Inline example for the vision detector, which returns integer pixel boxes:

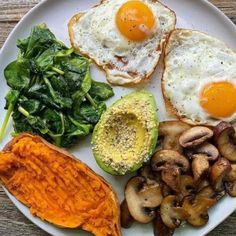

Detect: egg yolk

[200,81,236,118]
[116,1,155,41]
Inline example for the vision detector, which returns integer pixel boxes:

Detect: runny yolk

[200,81,236,118]
[116,1,156,41]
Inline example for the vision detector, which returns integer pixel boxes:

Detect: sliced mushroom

[197,180,211,192]
[185,142,219,161]
[233,123,236,139]
[197,185,225,201]
[210,158,231,191]
[179,126,213,148]
[160,195,189,229]
[138,165,153,179]
[125,176,163,223]
[151,150,190,172]
[197,186,215,198]
[138,165,160,182]
[214,121,236,161]
[225,164,236,182]
[178,175,195,200]
[192,154,210,184]
[161,164,181,193]
[182,195,216,227]
[162,184,173,198]
[151,150,190,192]
[225,164,236,197]
[139,180,163,208]
[225,181,236,197]
[159,121,191,153]
[153,210,174,236]
[120,199,134,228]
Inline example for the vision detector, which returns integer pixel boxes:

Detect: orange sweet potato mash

[0,133,121,236]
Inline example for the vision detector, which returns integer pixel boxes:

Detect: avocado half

[92,90,158,175]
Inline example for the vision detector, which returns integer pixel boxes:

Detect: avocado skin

[92,90,159,175]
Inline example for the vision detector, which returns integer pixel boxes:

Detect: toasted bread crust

[68,0,176,86]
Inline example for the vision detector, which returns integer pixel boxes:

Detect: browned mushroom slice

[162,184,173,197]
[192,154,210,184]
[197,180,211,192]
[185,142,219,161]
[159,121,191,153]
[182,195,216,227]
[161,164,181,193]
[214,121,236,161]
[224,164,236,197]
[138,165,160,182]
[139,180,163,208]
[125,176,163,223]
[233,123,236,139]
[225,181,236,197]
[151,150,190,172]
[197,186,215,198]
[197,185,225,201]
[151,150,190,192]
[138,165,153,179]
[225,164,236,182]
[160,195,189,229]
[153,210,174,236]
[120,200,134,228]
[178,175,195,200]
[210,158,231,191]
[179,126,213,148]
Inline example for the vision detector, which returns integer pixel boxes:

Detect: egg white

[162,29,236,126]
[70,0,176,85]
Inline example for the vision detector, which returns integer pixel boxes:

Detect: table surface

[0,0,236,235]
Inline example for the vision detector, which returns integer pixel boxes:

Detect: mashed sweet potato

[0,133,121,236]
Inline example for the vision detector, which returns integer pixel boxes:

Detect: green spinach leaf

[4,59,30,91]
[5,90,20,109]
[74,101,106,124]
[18,96,44,115]
[27,83,61,110]
[24,24,57,58]
[89,80,114,101]
[1,24,114,147]
[43,77,73,109]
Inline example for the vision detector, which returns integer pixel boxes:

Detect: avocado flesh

[92,90,158,175]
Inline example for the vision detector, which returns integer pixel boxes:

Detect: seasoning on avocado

[92,90,159,175]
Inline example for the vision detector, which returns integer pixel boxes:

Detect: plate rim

[0,0,236,236]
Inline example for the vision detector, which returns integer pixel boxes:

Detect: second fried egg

[162,29,236,126]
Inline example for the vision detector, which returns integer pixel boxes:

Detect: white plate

[0,0,236,235]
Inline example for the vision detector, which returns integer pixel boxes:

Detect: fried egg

[68,0,176,85]
[162,29,236,126]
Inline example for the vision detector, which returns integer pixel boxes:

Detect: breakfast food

[162,29,236,126]
[0,134,121,236]
[92,90,158,175]
[120,120,236,235]
[1,0,235,235]
[68,0,176,85]
[0,24,114,147]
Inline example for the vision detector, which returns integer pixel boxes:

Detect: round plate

[0,0,236,235]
